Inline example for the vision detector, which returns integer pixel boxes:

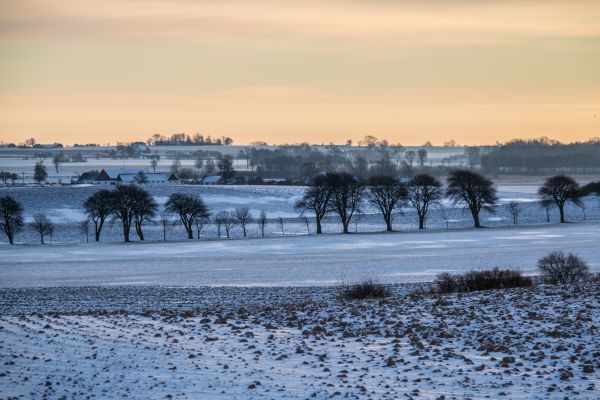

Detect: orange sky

[1,0,599,145]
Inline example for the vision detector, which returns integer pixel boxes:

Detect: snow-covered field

[2,180,599,399]
[1,283,598,399]
[1,222,599,287]
[1,183,598,244]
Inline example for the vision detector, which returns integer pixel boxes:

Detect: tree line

[0,173,598,245]
[481,137,600,174]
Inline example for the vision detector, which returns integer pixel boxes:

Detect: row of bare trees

[0,174,596,244]
[295,171,591,233]
[295,170,498,232]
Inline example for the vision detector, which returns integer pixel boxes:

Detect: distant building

[202,175,223,185]
[75,168,177,185]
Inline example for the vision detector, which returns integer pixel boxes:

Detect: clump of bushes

[537,251,589,285]
[339,279,391,300]
[434,268,532,294]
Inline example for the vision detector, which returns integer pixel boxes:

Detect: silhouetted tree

[507,201,521,225]
[83,189,112,241]
[538,175,581,223]
[34,161,47,184]
[134,171,148,184]
[257,210,268,237]
[407,174,443,229]
[30,213,55,244]
[149,154,160,172]
[446,170,497,228]
[222,211,236,238]
[295,175,333,234]
[165,193,210,239]
[218,155,236,181]
[404,151,416,168]
[417,149,428,167]
[0,195,23,244]
[109,185,146,242]
[235,207,254,237]
[158,212,174,241]
[131,187,157,240]
[194,215,209,239]
[367,176,407,232]
[214,211,226,238]
[328,172,364,233]
[79,219,90,243]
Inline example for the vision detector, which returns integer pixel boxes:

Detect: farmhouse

[76,169,177,185]
[202,175,223,185]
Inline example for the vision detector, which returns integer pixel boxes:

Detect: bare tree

[165,193,210,239]
[407,174,443,230]
[194,216,209,239]
[235,207,254,237]
[158,212,174,241]
[134,171,148,184]
[367,175,407,232]
[30,213,55,244]
[34,161,47,184]
[404,151,416,168]
[79,219,90,243]
[417,148,428,167]
[446,170,497,228]
[0,195,24,245]
[278,217,285,235]
[507,201,521,225]
[538,175,581,223]
[294,175,333,234]
[214,211,226,238]
[84,189,112,241]
[131,187,158,240]
[223,212,236,238]
[109,185,151,242]
[149,154,160,172]
[257,210,268,237]
[538,251,589,285]
[328,172,364,234]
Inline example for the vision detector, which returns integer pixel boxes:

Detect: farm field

[1,283,598,399]
[1,221,599,288]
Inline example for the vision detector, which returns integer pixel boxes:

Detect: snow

[1,284,598,399]
[1,222,598,288]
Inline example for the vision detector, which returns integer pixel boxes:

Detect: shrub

[537,251,590,285]
[434,268,532,294]
[340,280,391,300]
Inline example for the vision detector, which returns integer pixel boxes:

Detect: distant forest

[481,138,600,175]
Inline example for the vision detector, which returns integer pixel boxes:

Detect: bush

[434,268,532,294]
[340,280,391,300]
[537,251,590,285]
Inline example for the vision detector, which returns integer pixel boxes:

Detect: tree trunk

[123,224,130,242]
[385,217,393,232]
[136,223,144,240]
[418,215,425,230]
[40,233,44,244]
[342,220,349,234]
[559,206,565,223]
[95,229,101,241]
[472,211,481,228]
[316,218,322,234]
[186,227,193,239]
[242,226,246,237]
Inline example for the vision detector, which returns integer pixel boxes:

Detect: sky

[1,0,599,146]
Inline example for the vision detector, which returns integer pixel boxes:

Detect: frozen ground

[0,283,598,399]
[1,222,599,287]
